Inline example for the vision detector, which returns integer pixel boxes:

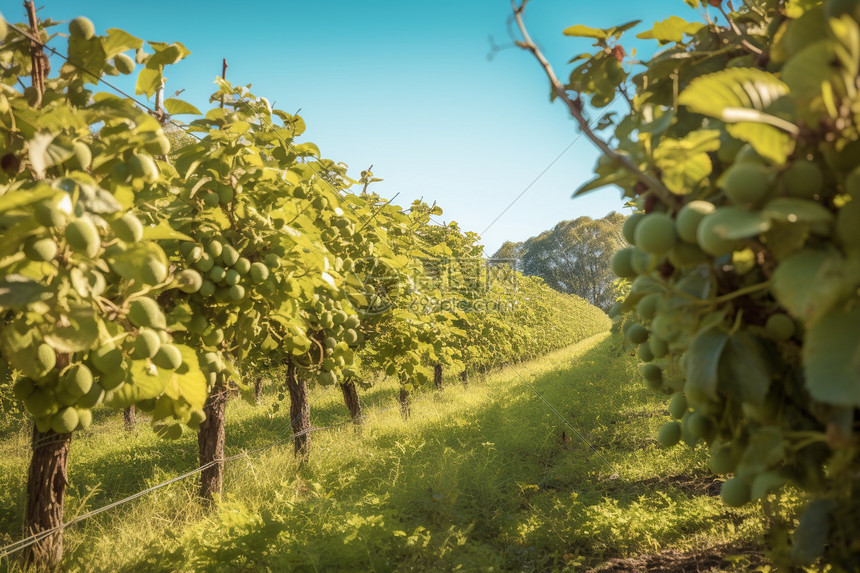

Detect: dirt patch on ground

[632,473,723,497]
[600,472,723,498]
[590,544,766,572]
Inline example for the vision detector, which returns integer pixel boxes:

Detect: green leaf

[65,179,122,214]
[763,198,835,225]
[100,28,143,59]
[709,207,772,239]
[66,35,107,84]
[0,318,76,380]
[163,98,201,116]
[763,221,811,261]
[141,220,194,242]
[146,41,191,68]
[573,171,634,197]
[0,275,52,310]
[636,16,704,44]
[108,361,167,407]
[678,67,789,122]
[685,326,729,403]
[791,500,835,566]
[160,346,207,410]
[803,304,860,407]
[653,130,720,194]
[295,143,320,157]
[782,41,838,100]
[738,426,785,477]
[726,122,795,164]
[0,185,57,214]
[44,308,100,353]
[772,249,858,323]
[563,25,609,40]
[107,243,169,288]
[166,302,194,331]
[719,331,771,406]
[135,67,162,99]
[28,133,75,178]
[785,0,822,18]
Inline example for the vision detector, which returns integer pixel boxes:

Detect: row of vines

[513,0,860,568]
[0,7,610,568]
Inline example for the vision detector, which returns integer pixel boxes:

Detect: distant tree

[493,213,624,311]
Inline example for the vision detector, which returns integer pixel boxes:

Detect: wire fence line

[1,15,621,565]
[0,381,453,559]
[478,96,621,245]
[0,383,338,559]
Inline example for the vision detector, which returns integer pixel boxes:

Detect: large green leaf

[791,500,836,566]
[737,426,786,477]
[107,345,206,410]
[160,345,207,410]
[0,318,40,378]
[763,198,834,224]
[44,308,100,353]
[0,185,56,214]
[653,130,719,194]
[146,41,192,68]
[0,275,52,310]
[782,40,838,100]
[636,16,704,44]
[107,243,169,288]
[142,220,194,242]
[685,326,729,402]
[573,171,634,197]
[718,331,771,406]
[772,249,858,323]
[678,66,797,162]
[100,28,143,59]
[163,98,202,116]
[135,67,162,98]
[726,122,795,164]
[563,25,609,40]
[679,68,789,119]
[709,207,772,239]
[785,0,823,18]
[67,35,107,84]
[803,304,860,407]
[28,133,75,178]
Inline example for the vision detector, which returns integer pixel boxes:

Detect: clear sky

[3,0,702,254]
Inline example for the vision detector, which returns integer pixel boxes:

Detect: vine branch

[717,5,764,56]
[510,0,673,203]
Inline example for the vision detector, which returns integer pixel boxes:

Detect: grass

[0,333,770,572]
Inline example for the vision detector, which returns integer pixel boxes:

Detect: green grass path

[0,333,766,572]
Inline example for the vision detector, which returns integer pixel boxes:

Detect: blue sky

[4,0,702,253]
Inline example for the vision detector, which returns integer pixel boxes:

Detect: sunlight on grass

[0,333,769,572]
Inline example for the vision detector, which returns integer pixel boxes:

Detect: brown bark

[198,382,228,501]
[433,364,443,391]
[340,380,363,424]
[399,387,412,420]
[285,358,311,461]
[123,405,136,431]
[25,1,47,108]
[460,369,469,387]
[25,426,71,568]
[254,376,263,404]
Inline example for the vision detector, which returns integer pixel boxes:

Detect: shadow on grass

[3,335,766,571]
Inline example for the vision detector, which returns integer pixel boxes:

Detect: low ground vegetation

[1,334,789,571]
